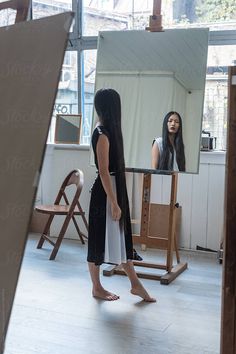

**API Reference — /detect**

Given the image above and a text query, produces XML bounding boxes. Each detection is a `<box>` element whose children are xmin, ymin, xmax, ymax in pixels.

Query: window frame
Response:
<box><xmin>30</xmin><ymin>0</ymin><xmax>236</xmax><ymax>146</ymax></box>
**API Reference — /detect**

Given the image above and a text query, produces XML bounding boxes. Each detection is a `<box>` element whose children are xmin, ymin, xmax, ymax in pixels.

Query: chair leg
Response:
<box><xmin>72</xmin><ymin>216</ymin><xmax>85</xmax><ymax>244</ymax></box>
<box><xmin>49</xmin><ymin>215</ymin><xmax>72</xmax><ymax>260</ymax></box>
<box><xmin>37</xmin><ymin>214</ymin><xmax>54</xmax><ymax>249</ymax></box>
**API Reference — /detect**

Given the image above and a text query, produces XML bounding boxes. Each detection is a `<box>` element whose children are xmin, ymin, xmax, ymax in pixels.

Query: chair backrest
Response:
<box><xmin>67</xmin><ymin>170</ymin><xmax>84</xmax><ymax>189</ymax></box>
<box><xmin>54</xmin><ymin>169</ymin><xmax>84</xmax><ymax>213</ymax></box>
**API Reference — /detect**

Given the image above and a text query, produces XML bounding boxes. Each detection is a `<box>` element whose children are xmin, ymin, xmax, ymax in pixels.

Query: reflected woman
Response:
<box><xmin>151</xmin><ymin>111</ymin><xmax>185</xmax><ymax>172</ymax></box>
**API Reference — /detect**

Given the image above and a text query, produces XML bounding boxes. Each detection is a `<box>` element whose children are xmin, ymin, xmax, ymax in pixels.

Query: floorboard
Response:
<box><xmin>4</xmin><ymin>234</ymin><xmax>221</xmax><ymax>354</ymax></box>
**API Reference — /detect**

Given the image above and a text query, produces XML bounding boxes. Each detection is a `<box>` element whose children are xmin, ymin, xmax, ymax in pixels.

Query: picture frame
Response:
<box><xmin>54</xmin><ymin>114</ymin><xmax>82</xmax><ymax>144</ymax></box>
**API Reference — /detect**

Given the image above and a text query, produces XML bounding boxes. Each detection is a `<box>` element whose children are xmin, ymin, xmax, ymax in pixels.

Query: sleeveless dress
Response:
<box><xmin>154</xmin><ymin>137</ymin><xmax>179</xmax><ymax>171</ymax></box>
<box><xmin>87</xmin><ymin>126</ymin><xmax>134</xmax><ymax>266</ymax></box>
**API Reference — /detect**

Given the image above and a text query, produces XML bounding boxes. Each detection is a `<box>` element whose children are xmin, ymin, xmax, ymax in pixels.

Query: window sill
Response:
<box><xmin>200</xmin><ymin>149</ymin><xmax>226</xmax><ymax>165</ymax></box>
<box><xmin>47</xmin><ymin>143</ymin><xmax>90</xmax><ymax>151</ymax></box>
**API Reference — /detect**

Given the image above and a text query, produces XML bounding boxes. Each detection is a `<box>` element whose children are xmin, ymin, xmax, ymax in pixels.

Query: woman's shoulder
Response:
<box><xmin>92</xmin><ymin>125</ymin><xmax>110</xmax><ymax>139</ymax></box>
<box><xmin>153</xmin><ymin>136</ymin><xmax>163</xmax><ymax>145</ymax></box>
<box><xmin>152</xmin><ymin>137</ymin><xmax>163</xmax><ymax>153</ymax></box>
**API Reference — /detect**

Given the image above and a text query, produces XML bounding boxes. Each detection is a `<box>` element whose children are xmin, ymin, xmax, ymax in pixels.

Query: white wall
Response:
<box><xmin>150</xmin><ymin>152</ymin><xmax>225</xmax><ymax>250</ymax></box>
<box><xmin>37</xmin><ymin>144</ymin><xmax>97</xmax><ymax>238</ymax></box>
<box><xmin>38</xmin><ymin>145</ymin><xmax>225</xmax><ymax>251</ymax></box>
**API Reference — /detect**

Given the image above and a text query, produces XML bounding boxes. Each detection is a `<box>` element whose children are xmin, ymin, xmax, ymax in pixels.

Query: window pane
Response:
<box><xmin>32</xmin><ymin>0</ymin><xmax>72</xmax><ymax>19</ymax></box>
<box><xmin>48</xmin><ymin>51</ymin><xmax>78</xmax><ymax>143</ymax></box>
<box><xmin>82</xmin><ymin>0</ymin><xmax>153</xmax><ymax>35</ymax></box>
<box><xmin>203</xmin><ymin>45</ymin><xmax>236</xmax><ymax>150</ymax></box>
<box><xmin>80</xmin><ymin>45</ymin><xmax>234</xmax><ymax>149</ymax></box>
<box><xmin>0</xmin><ymin>9</ymin><xmax>16</xmax><ymax>26</ymax></box>
<box><xmin>165</xmin><ymin>0</ymin><xmax>236</xmax><ymax>29</ymax></box>
<box><xmin>83</xmin><ymin>1</ymin><xmax>236</xmax><ymax>35</ymax></box>
<box><xmin>32</xmin><ymin>0</ymin><xmax>75</xmax><ymax>32</ymax></box>
<box><xmin>81</xmin><ymin>49</ymin><xmax>97</xmax><ymax>145</ymax></box>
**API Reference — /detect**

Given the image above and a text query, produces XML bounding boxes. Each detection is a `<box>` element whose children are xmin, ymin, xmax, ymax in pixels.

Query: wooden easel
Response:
<box><xmin>103</xmin><ymin>0</ymin><xmax>187</xmax><ymax>285</ymax></box>
<box><xmin>104</xmin><ymin>172</ymin><xmax>187</xmax><ymax>284</ymax></box>
<box><xmin>145</xmin><ymin>0</ymin><xmax>163</xmax><ymax>32</ymax></box>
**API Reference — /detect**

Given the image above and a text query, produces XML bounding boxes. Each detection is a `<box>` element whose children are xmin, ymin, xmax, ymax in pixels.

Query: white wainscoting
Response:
<box><xmin>150</xmin><ymin>151</ymin><xmax>226</xmax><ymax>251</ymax></box>
<box><xmin>38</xmin><ymin>146</ymin><xmax>225</xmax><ymax>251</ymax></box>
<box><xmin>37</xmin><ymin>145</ymin><xmax>97</xmax><ymax>239</ymax></box>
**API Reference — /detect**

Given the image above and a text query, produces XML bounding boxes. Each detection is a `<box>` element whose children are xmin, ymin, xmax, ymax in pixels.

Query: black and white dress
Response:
<box><xmin>87</xmin><ymin>126</ymin><xmax>133</xmax><ymax>266</ymax></box>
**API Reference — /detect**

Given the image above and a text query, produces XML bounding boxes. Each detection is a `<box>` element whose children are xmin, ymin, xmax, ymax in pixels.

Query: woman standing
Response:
<box><xmin>152</xmin><ymin>111</ymin><xmax>186</xmax><ymax>171</ymax></box>
<box><xmin>87</xmin><ymin>88</ymin><xmax>155</xmax><ymax>302</ymax></box>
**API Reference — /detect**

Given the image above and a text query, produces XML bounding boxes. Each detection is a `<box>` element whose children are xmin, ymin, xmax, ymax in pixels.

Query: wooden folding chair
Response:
<box><xmin>36</xmin><ymin>169</ymin><xmax>88</xmax><ymax>260</ymax></box>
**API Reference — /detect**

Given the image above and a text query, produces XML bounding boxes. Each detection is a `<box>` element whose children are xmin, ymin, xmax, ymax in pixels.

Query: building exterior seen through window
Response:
<box><xmin>32</xmin><ymin>0</ymin><xmax>72</xmax><ymax>19</ymax></box>
<box><xmin>0</xmin><ymin>8</ymin><xmax>16</xmax><ymax>26</ymax></box>
<box><xmin>49</xmin><ymin>51</ymin><xmax>78</xmax><ymax>143</ymax></box>
<box><xmin>81</xmin><ymin>0</ymin><xmax>236</xmax><ymax>149</ymax></box>
<box><xmin>204</xmin><ymin>46</ymin><xmax>236</xmax><ymax>150</ymax></box>
<box><xmin>0</xmin><ymin>0</ymin><xmax>236</xmax><ymax>148</ymax></box>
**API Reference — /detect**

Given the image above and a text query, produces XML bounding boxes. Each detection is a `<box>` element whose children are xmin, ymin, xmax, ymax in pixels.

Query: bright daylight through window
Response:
<box><xmin>1</xmin><ymin>0</ymin><xmax>235</xmax><ymax>147</ymax></box>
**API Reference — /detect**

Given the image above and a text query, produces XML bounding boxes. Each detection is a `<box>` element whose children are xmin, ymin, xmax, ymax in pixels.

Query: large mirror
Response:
<box><xmin>94</xmin><ymin>28</ymin><xmax>209</xmax><ymax>173</ymax></box>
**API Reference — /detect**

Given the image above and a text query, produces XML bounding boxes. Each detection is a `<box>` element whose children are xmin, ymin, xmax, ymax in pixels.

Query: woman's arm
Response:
<box><xmin>96</xmin><ymin>134</ymin><xmax>121</xmax><ymax>221</ymax></box>
<box><xmin>151</xmin><ymin>141</ymin><xmax>160</xmax><ymax>169</ymax></box>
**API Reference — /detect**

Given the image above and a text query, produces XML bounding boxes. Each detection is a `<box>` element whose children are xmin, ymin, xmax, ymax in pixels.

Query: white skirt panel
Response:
<box><xmin>104</xmin><ymin>176</ymin><xmax>127</xmax><ymax>265</ymax></box>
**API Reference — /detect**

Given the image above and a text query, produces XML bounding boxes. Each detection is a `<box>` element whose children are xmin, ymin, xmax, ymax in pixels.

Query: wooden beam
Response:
<box><xmin>160</xmin><ymin>262</ymin><xmax>188</xmax><ymax>285</ymax></box>
<box><xmin>140</xmin><ymin>174</ymin><xmax>151</xmax><ymax>240</ymax></box>
<box><xmin>166</xmin><ymin>173</ymin><xmax>178</xmax><ymax>271</ymax></box>
<box><xmin>132</xmin><ymin>235</ymin><xmax>168</xmax><ymax>249</ymax></box>
<box><xmin>103</xmin><ymin>263</ymin><xmax>187</xmax><ymax>284</ymax></box>
<box><xmin>153</xmin><ymin>0</ymin><xmax>161</xmax><ymax>15</ymax></box>
<box><xmin>146</xmin><ymin>0</ymin><xmax>163</xmax><ymax>32</ymax></box>
<box><xmin>221</xmin><ymin>66</ymin><xmax>236</xmax><ymax>353</ymax></box>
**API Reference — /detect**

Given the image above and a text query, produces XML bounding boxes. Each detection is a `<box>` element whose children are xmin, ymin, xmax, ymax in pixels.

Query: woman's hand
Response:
<box><xmin>111</xmin><ymin>202</ymin><xmax>121</xmax><ymax>221</ymax></box>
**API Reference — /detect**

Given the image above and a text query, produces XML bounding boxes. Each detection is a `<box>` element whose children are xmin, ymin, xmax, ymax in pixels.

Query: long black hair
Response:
<box><xmin>159</xmin><ymin>111</ymin><xmax>186</xmax><ymax>171</ymax></box>
<box><xmin>94</xmin><ymin>88</ymin><xmax>127</xmax><ymax>229</ymax></box>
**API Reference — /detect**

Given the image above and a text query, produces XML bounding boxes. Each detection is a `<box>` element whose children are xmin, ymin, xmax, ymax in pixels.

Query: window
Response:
<box><xmin>48</xmin><ymin>51</ymin><xmax>78</xmax><ymax>143</ymax></box>
<box><xmin>32</xmin><ymin>0</ymin><xmax>74</xmax><ymax>32</ymax></box>
<box><xmin>82</xmin><ymin>1</ymin><xmax>236</xmax><ymax>35</ymax></box>
<box><xmin>0</xmin><ymin>9</ymin><xmax>16</xmax><ymax>26</ymax></box>
<box><xmin>32</xmin><ymin>0</ymin><xmax>72</xmax><ymax>19</ymax></box>
<box><xmin>80</xmin><ymin>0</ymin><xmax>236</xmax><ymax>147</ymax></box>
<box><xmin>203</xmin><ymin>45</ymin><xmax>236</xmax><ymax>150</ymax></box>
<box><xmin>82</xmin><ymin>0</ymin><xmax>154</xmax><ymax>35</ymax></box>
<box><xmin>2</xmin><ymin>0</ymin><xmax>234</xmax><ymax>147</ymax></box>
<box><xmin>164</xmin><ymin>0</ymin><xmax>236</xmax><ymax>30</ymax></box>
<box><xmin>81</xmin><ymin>50</ymin><xmax>97</xmax><ymax>145</ymax></box>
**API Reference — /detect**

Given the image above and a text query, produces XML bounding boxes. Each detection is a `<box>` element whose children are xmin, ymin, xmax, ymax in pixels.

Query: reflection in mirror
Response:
<box><xmin>151</xmin><ymin>111</ymin><xmax>185</xmax><ymax>171</ymax></box>
<box><xmin>94</xmin><ymin>29</ymin><xmax>209</xmax><ymax>173</ymax></box>
<box><xmin>54</xmin><ymin>114</ymin><xmax>82</xmax><ymax>144</ymax></box>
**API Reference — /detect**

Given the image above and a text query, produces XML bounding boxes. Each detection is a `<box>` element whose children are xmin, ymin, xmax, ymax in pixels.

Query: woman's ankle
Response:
<box><xmin>92</xmin><ymin>284</ymin><xmax>104</xmax><ymax>292</ymax></box>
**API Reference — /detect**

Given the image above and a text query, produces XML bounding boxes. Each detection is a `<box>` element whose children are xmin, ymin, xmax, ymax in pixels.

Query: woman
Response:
<box><xmin>151</xmin><ymin>111</ymin><xmax>185</xmax><ymax>171</ymax></box>
<box><xmin>87</xmin><ymin>88</ymin><xmax>155</xmax><ymax>302</ymax></box>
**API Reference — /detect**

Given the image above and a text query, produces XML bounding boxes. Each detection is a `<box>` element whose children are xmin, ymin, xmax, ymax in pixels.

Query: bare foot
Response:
<box><xmin>131</xmin><ymin>286</ymin><xmax>156</xmax><ymax>302</ymax></box>
<box><xmin>92</xmin><ymin>287</ymin><xmax>120</xmax><ymax>301</ymax></box>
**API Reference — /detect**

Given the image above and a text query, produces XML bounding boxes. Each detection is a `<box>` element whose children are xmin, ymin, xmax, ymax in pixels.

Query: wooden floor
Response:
<box><xmin>4</xmin><ymin>234</ymin><xmax>222</xmax><ymax>354</ymax></box>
